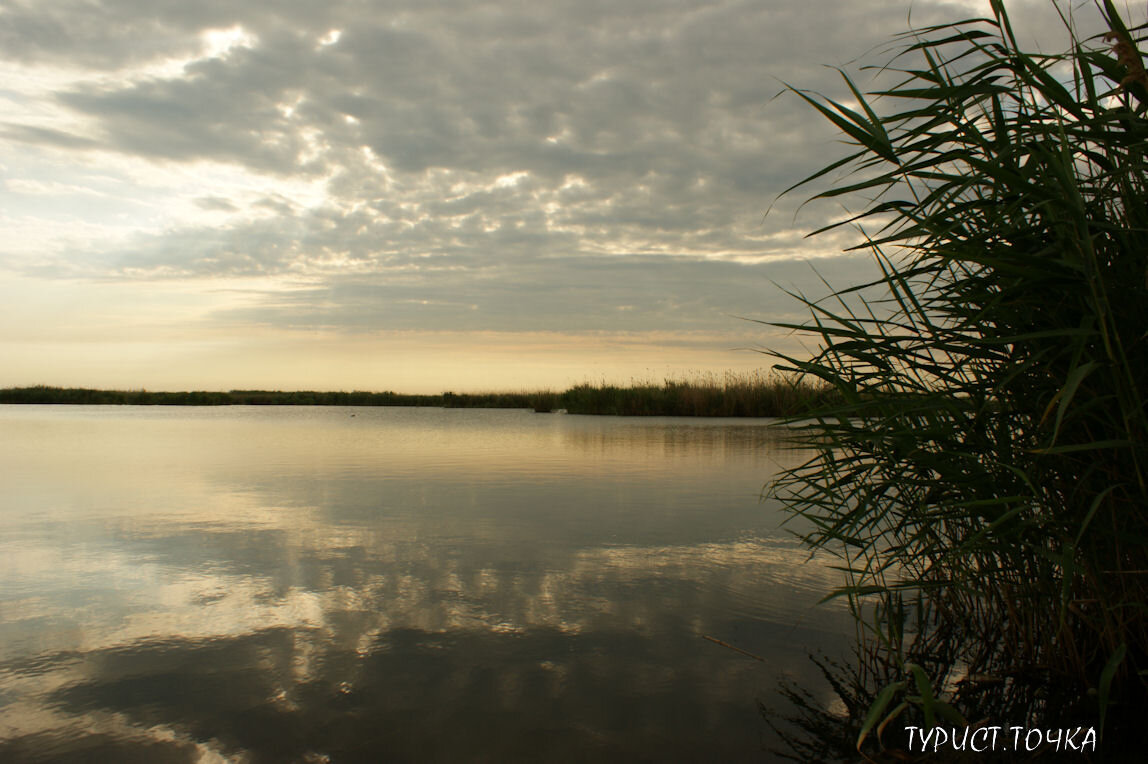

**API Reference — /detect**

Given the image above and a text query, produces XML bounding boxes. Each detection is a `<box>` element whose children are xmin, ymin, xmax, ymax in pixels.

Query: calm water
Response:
<box><xmin>0</xmin><ymin>405</ymin><xmax>850</xmax><ymax>762</ymax></box>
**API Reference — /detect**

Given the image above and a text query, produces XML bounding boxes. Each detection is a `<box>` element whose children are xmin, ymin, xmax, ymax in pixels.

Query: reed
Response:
<box><xmin>768</xmin><ymin>0</ymin><xmax>1148</xmax><ymax>752</ymax></box>
<box><xmin>0</xmin><ymin>375</ymin><xmax>833</xmax><ymax>417</ymax></box>
<box><xmin>558</xmin><ymin>370</ymin><xmax>834</xmax><ymax>417</ymax></box>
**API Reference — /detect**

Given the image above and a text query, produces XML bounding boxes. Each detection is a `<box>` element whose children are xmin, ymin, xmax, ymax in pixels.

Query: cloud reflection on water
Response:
<box><xmin>0</xmin><ymin>406</ymin><xmax>849</xmax><ymax>761</ymax></box>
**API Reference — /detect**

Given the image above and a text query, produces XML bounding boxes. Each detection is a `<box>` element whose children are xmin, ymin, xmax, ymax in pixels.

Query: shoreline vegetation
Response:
<box><xmin>0</xmin><ymin>372</ymin><xmax>837</xmax><ymax>418</ymax></box>
<box><xmin>766</xmin><ymin>1</ymin><xmax>1148</xmax><ymax>759</ymax></box>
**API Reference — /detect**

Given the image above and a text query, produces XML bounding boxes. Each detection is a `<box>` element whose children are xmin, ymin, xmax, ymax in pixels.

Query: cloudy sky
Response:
<box><xmin>0</xmin><ymin>0</ymin><xmax>1084</xmax><ymax>392</ymax></box>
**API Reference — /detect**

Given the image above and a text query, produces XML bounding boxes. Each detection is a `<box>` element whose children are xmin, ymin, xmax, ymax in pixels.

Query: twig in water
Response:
<box><xmin>702</xmin><ymin>634</ymin><xmax>766</xmax><ymax>662</ymax></box>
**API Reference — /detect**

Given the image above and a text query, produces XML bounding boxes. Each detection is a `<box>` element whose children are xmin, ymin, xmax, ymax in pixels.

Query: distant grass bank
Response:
<box><xmin>0</xmin><ymin>373</ymin><xmax>834</xmax><ymax>418</ymax></box>
<box><xmin>552</xmin><ymin>372</ymin><xmax>836</xmax><ymax>417</ymax></box>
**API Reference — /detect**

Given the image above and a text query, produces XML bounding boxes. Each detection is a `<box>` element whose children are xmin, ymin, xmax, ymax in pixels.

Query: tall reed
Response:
<box><xmin>558</xmin><ymin>371</ymin><xmax>833</xmax><ymax>416</ymax></box>
<box><xmin>769</xmin><ymin>0</ymin><xmax>1148</xmax><ymax>750</ymax></box>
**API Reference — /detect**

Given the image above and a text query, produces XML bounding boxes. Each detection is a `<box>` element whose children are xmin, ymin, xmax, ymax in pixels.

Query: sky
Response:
<box><xmin>0</xmin><ymin>0</ymin><xmax>1093</xmax><ymax>393</ymax></box>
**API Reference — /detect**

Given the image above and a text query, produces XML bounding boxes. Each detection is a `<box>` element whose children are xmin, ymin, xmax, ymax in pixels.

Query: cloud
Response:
<box><xmin>0</xmin><ymin>122</ymin><xmax>100</xmax><ymax>149</ymax></box>
<box><xmin>0</xmin><ymin>0</ymin><xmax>1083</xmax><ymax>382</ymax></box>
<box><xmin>193</xmin><ymin>195</ymin><xmax>239</xmax><ymax>212</ymax></box>
<box><xmin>206</xmin><ymin>252</ymin><xmax>880</xmax><ymax>335</ymax></box>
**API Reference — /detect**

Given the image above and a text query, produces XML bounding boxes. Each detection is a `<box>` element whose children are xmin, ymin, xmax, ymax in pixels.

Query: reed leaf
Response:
<box><xmin>768</xmin><ymin>0</ymin><xmax>1148</xmax><ymax>749</ymax></box>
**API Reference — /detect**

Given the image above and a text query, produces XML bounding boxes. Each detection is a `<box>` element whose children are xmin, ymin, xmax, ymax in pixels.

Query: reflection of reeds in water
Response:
<box><xmin>762</xmin><ymin>649</ymin><xmax>885</xmax><ymax>763</ymax></box>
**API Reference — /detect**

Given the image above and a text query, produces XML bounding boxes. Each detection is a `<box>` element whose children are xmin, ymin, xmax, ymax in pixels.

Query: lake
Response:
<box><xmin>0</xmin><ymin>405</ymin><xmax>850</xmax><ymax>762</ymax></box>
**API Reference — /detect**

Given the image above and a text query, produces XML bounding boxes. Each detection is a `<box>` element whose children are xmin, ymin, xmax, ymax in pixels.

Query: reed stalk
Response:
<box><xmin>768</xmin><ymin>0</ymin><xmax>1148</xmax><ymax>752</ymax></box>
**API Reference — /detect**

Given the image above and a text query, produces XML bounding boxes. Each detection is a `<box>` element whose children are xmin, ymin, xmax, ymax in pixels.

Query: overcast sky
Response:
<box><xmin>0</xmin><ymin>0</ymin><xmax>1089</xmax><ymax>392</ymax></box>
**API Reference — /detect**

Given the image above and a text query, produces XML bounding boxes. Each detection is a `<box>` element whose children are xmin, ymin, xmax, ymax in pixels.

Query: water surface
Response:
<box><xmin>0</xmin><ymin>405</ymin><xmax>849</xmax><ymax>762</ymax></box>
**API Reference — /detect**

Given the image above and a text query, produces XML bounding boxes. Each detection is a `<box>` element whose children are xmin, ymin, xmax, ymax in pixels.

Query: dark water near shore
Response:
<box><xmin>0</xmin><ymin>405</ymin><xmax>850</xmax><ymax>762</ymax></box>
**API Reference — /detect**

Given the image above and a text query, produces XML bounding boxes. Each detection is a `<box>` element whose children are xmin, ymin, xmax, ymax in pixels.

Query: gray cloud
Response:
<box><xmin>1</xmin><ymin>0</ymin><xmax>1073</xmax><ymax>342</ymax></box>
<box><xmin>206</xmin><ymin>252</ymin><xmax>883</xmax><ymax>338</ymax></box>
<box><xmin>194</xmin><ymin>195</ymin><xmax>239</xmax><ymax>212</ymax></box>
<box><xmin>0</xmin><ymin>122</ymin><xmax>101</xmax><ymax>149</ymax></box>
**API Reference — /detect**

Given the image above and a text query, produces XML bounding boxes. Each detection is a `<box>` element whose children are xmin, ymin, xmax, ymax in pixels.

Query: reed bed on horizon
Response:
<box><xmin>0</xmin><ymin>375</ymin><xmax>834</xmax><ymax>417</ymax></box>
<box><xmin>767</xmin><ymin>0</ymin><xmax>1148</xmax><ymax>756</ymax></box>
<box><xmin>0</xmin><ymin>386</ymin><xmax>440</xmax><ymax>407</ymax></box>
<box><xmin>551</xmin><ymin>370</ymin><xmax>836</xmax><ymax>417</ymax></box>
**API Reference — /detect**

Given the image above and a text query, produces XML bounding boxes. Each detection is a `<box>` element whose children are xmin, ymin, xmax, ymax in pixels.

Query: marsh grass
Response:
<box><xmin>768</xmin><ymin>0</ymin><xmax>1148</xmax><ymax>754</ymax></box>
<box><xmin>558</xmin><ymin>370</ymin><xmax>835</xmax><ymax>416</ymax></box>
<box><xmin>0</xmin><ymin>375</ymin><xmax>832</xmax><ymax>417</ymax></box>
